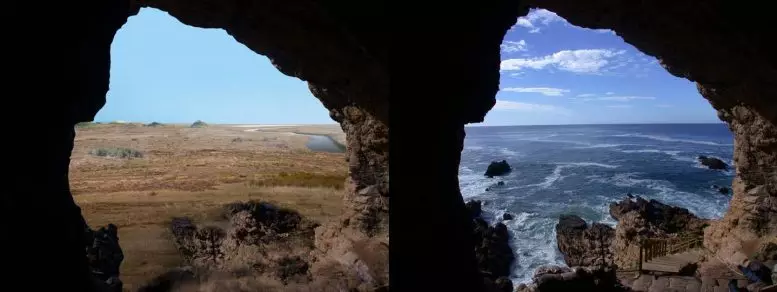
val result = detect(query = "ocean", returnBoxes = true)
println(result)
[458,123,735,284]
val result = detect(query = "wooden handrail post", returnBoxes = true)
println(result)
[638,239,643,272]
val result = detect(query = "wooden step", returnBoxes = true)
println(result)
[641,249,703,273]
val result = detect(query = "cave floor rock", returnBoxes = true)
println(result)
[624,274,751,292]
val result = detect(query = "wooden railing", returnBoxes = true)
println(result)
[638,235,703,271]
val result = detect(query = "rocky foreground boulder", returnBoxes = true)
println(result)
[555,215,615,267]
[608,195,709,268]
[84,224,125,292]
[515,265,626,292]
[144,201,387,291]
[465,200,515,290]
[485,160,512,178]
[698,155,729,170]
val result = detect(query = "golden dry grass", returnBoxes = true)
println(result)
[70,123,348,291]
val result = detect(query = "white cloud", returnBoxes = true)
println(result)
[576,95,656,102]
[502,87,570,96]
[493,100,566,113]
[513,9,565,34]
[501,40,528,53]
[597,96,654,101]
[501,49,626,74]
[606,105,632,108]
[594,29,615,34]
[606,92,615,95]
[577,93,596,98]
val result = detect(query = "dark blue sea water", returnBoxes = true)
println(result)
[458,123,734,284]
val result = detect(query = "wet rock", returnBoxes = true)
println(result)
[497,181,505,186]
[467,200,515,281]
[466,200,483,218]
[495,276,513,292]
[698,155,729,170]
[555,215,615,267]
[503,213,514,221]
[485,160,512,178]
[609,196,708,234]
[718,186,731,195]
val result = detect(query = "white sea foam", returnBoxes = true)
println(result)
[612,133,732,146]
[589,172,728,219]
[531,162,618,189]
[500,148,520,156]
[507,216,565,284]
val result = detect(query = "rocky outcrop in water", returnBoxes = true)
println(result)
[485,160,512,178]
[555,215,615,267]
[609,196,709,268]
[698,155,729,170]
[466,200,515,289]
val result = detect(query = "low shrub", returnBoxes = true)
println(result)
[190,120,208,128]
[76,122,98,128]
[89,147,144,159]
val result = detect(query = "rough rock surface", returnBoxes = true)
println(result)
[85,224,125,292]
[609,196,710,268]
[555,215,615,267]
[516,265,626,292]
[165,201,352,289]
[485,160,512,177]
[466,200,516,282]
[698,155,729,170]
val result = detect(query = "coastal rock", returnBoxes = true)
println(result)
[698,155,729,170]
[609,196,709,268]
[521,265,623,292]
[467,200,516,280]
[485,160,512,178]
[503,213,514,221]
[718,186,731,195]
[466,200,483,218]
[555,215,615,267]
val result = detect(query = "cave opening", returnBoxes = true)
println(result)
[451,3,777,289]
[467,7,734,285]
[68,6,381,291]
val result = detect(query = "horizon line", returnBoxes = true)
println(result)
[466,122,726,127]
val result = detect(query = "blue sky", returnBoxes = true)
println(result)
[96,8,332,124]
[98,8,720,125]
[483,9,721,126]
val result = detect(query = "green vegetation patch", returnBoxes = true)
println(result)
[249,171,347,189]
[145,122,164,127]
[75,122,99,128]
[89,147,144,159]
[190,120,208,128]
